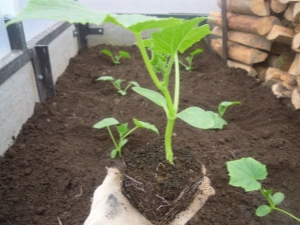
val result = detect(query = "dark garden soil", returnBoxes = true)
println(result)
[1,41,300,225]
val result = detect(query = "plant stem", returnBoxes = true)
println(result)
[173,52,180,113]
[163,55,175,88]
[165,117,176,165]
[134,33,162,89]
[122,127,138,140]
[274,207,300,222]
[107,126,119,151]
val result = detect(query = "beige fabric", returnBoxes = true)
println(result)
[84,167,215,225]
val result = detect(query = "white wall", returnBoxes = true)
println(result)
[0,23,78,156]
[79,0,219,15]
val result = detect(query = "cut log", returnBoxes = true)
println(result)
[266,25,294,45]
[289,54,300,75]
[294,24,300,33]
[272,82,293,98]
[279,0,300,3]
[265,52,296,71]
[270,42,291,54]
[291,87,300,109]
[284,4,294,21]
[292,32,300,52]
[270,0,288,13]
[211,26,271,51]
[265,67,297,84]
[293,3,300,23]
[253,64,268,81]
[270,15,282,26]
[216,0,270,16]
[227,60,258,77]
[208,11,275,35]
[211,38,268,64]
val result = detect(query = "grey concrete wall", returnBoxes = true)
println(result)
[0,62,38,156]
[0,23,78,156]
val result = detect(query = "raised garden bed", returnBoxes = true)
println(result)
[0,41,300,224]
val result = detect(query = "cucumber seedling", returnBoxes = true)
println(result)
[101,49,131,65]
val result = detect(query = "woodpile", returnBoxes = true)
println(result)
[208,0,300,109]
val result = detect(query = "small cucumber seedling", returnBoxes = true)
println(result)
[179,48,203,71]
[218,101,241,118]
[227,157,300,223]
[96,75,139,96]
[101,49,131,65]
[93,118,158,158]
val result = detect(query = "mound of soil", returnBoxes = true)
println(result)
[1,41,300,225]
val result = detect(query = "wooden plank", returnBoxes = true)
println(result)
[292,32,300,52]
[266,25,294,45]
[217,0,270,16]
[211,38,268,64]
[211,26,271,51]
[289,54,300,75]
[270,0,288,13]
[291,87,300,109]
[265,52,296,71]
[227,60,258,77]
[208,11,275,35]
[265,67,297,84]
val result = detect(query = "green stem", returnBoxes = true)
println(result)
[107,126,119,151]
[134,33,162,89]
[163,55,175,88]
[124,83,132,92]
[165,117,176,165]
[174,52,180,113]
[274,207,300,222]
[122,127,138,140]
[259,188,274,208]
[110,81,122,93]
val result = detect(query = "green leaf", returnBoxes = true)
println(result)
[272,192,285,206]
[129,81,140,87]
[206,111,228,129]
[119,139,128,148]
[6,0,108,26]
[226,157,268,192]
[96,76,114,81]
[218,101,241,117]
[110,149,118,158]
[107,15,182,33]
[118,90,127,96]
[93,118,119,129]
[114,79,123,87]
[132,87,167,111]
[256,205,272,217]
[190,48,203,56]
[133,118,159,135]
[119,51,131,58]
[101,50,113,57]
[151,18,210,55]
[117,123,128,136]
[177,107,216,129]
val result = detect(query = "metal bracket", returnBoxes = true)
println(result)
[88,28,104,35]
[5,19,27,51]
[31,46,56,102]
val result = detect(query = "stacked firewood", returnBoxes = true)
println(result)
[208,0,300,109]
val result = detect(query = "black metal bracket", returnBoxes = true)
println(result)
[5,19,27,51]
[75,24,104,49]
[221,0,228,65]
[31,46,55,102]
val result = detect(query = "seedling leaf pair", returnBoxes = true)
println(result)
[96,76,139,96]
[101,50,131,65]
[93,117,158,158]
[180,48,203,71]
[227,158,300,222]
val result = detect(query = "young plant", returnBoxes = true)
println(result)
[6,0,238,165]
[179,48,203,71]
[93,118,158,158]
[227,157,300,223]
[218,101,241,118]
[96,75,139,96]
[101,49,131,65]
